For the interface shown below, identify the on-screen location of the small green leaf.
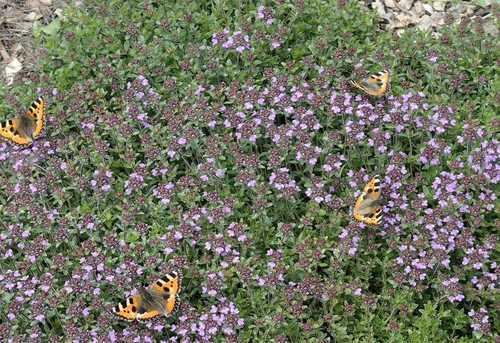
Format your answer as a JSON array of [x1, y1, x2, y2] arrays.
[[36, 19, 62, 36], [126, 230, 140, 243]]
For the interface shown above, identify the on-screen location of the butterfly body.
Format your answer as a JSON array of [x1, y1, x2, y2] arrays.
[[350, 70, 390, 97], [0, 97, 46, 146], [353, 175, 382, 225], [112, 271, 181, 321]]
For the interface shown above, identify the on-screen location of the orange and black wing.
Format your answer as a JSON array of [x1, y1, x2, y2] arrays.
[[0, 117, 32, 145], [353, 175, 382, 225], [361, 175, 381, 197], [26, 96, 45, 137], [350, 70, 390, 97], [112, 271, 181, 321], [146, 271, 181, 317], [112, 294, 150, 321]]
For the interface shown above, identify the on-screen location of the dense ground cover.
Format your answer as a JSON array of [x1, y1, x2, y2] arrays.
[[0, 0, 498, 341]]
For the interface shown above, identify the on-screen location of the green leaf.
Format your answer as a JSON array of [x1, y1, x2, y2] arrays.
[[408, 302, 447, 343], [35, 18, 62, 36], [126, 230, 140, 243]]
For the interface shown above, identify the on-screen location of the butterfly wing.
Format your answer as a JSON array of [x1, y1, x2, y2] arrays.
[[112, 289, 164, 321], [354, 175, 382, 225], [163, 271, 181, 314], [0, 97, 45, 146], [141, 271, 181, 319], [0, 117, 34, 145], [137, 288, 165, 318], [113, 271, 181, 322], [362, 175, 381, 196], [137, 271, 181, 320], [350, 70, 390, 97], [112, 294, 146, 321], [25, 97, 46, 137]]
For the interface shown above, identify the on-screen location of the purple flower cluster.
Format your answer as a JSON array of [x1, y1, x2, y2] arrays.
[[226, 222, 248, 243], [172, 299, 244, 341], [322, 153, 345, 175], [338, 223, 362, 257], [253, 249, 286, 287], [296, 143, 322, 166], [77, 213, 99, 232], [415, 105, 457, 135], [153, 182, 176, 205], [269, 28, 286, 50], [269, 167, 300, 198], [468, 307, 491, 335], [394, 238, 430, 288], [90, 168, 113, 194], [427, 49, 439, 63], [441, 277, 464, 303], [467, 139, 499, 183], [368, 128, 391, 153], [202, 271, 225, 297], [305, 176, 332, 204], [462, 241, 494, 270], [124, 75, 161, 127], [212, 29, 251, 54], [457, 120, 486, 144], [431, 171, 467, 209], [124, 163, 147, 195], [205, 234, 232, 258], [419, 138, 451, 166], [471, 262, 498, 291], [257, 6, 275, 26], [198, 159, 226, 182]]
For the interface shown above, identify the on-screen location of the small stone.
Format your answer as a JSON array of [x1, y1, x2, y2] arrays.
[[447, 6, 462, 20], [27, 0, 42, 9], [18, 21, 35, 32], [362, 0, 495, 36], [483, 21, 499, 36], [25, 12, 43, 21], [39, 0, 52, 5], [433, 0, 448, 12], [398, 0, 414, 11], [461, 4, 475, 16], [418, 14, 433, 31], [422, 3, 433, 14], [13, 43, 23, 54], [410, 12, 421, 24], [413, 1, 424, 16], [430, 12, 446, 26], [372, 0, 387, 18], [5, 57, 22, 86], [395, 13, 414, 27], [385, 0, 396, 8]]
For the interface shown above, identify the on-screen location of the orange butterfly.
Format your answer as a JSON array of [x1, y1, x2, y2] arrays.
[[350, 70, 390, 97], [112, 271, 181, 321], [353, 175, 382, 225], [0, 97, 46, 146]]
